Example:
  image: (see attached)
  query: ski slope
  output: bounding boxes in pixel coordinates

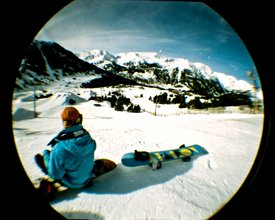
[12,86,263,219]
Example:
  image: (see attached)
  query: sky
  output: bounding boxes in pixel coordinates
[35,0,257,81]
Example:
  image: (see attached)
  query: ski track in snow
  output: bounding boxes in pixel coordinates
[208,157,218,170]
[12,86,263,220]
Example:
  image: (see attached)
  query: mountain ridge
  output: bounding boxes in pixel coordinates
[16,40,261,108]
[16,40,138,90]
[77,49,253,92]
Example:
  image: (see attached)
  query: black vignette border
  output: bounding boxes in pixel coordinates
[2,0,274,220]
[205,1,274,219]
[2,1,73,220]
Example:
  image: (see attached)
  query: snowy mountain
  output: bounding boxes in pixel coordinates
[16,40,138,90]
[78,49,253,91]
[77,49,259,107]
[17,40,261,108]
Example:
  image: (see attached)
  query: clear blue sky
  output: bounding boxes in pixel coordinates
[36,0,256,81]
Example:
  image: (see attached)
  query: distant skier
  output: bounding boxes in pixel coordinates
[34,107,97,188]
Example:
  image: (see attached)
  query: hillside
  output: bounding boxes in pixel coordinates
[16,40,139,90]
[16,40,262,109]
[12,86,264,219]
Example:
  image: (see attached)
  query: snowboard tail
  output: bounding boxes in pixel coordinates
[92,159,117,178]
[36,158,116,201]
[121,144,208,169]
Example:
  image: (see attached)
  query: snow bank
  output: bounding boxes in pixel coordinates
[13,108,35,121]
[36,92,87,109]
[63,92,87,105]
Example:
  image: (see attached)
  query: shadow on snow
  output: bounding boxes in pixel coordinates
[51,157,200,204]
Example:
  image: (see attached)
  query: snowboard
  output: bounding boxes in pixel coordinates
[35,158,116,201]
[121,144,208,170]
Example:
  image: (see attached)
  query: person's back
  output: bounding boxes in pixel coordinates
[35,107,97,188]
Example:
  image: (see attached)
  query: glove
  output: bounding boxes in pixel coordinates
[43,149,51,156]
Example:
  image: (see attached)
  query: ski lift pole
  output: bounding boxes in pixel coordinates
[33,84,37,118]
[154,98,158,116]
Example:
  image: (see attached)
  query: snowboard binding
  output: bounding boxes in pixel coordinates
[149,157,162,170]
[134,150,150,162]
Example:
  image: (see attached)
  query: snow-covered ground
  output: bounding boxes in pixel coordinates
[12,86,263,220]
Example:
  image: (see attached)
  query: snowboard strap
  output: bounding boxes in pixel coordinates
[58,129,88,140]
[47,128,88,146]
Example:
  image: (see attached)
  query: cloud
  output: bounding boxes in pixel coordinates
[34,0,255,81]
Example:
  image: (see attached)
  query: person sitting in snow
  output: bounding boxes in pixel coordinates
[34,106,97,188]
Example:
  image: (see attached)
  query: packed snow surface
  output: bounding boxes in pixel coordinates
[13,86,263,220]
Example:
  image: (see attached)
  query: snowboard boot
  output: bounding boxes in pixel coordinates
[38,178,57,201]
[179,144,186,149]
[182,156,191,162]
[134,150,150,161]
[34,154,48,174]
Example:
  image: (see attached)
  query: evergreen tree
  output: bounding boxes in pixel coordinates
[115,97,124,111]
[171,68,179,84]
[187,97,203,109]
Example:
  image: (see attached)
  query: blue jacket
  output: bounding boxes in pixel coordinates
[43,125,96,188]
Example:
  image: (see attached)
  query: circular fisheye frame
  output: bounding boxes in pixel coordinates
[12,1,265,219]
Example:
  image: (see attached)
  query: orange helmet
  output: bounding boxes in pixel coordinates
[61,107,82,127]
